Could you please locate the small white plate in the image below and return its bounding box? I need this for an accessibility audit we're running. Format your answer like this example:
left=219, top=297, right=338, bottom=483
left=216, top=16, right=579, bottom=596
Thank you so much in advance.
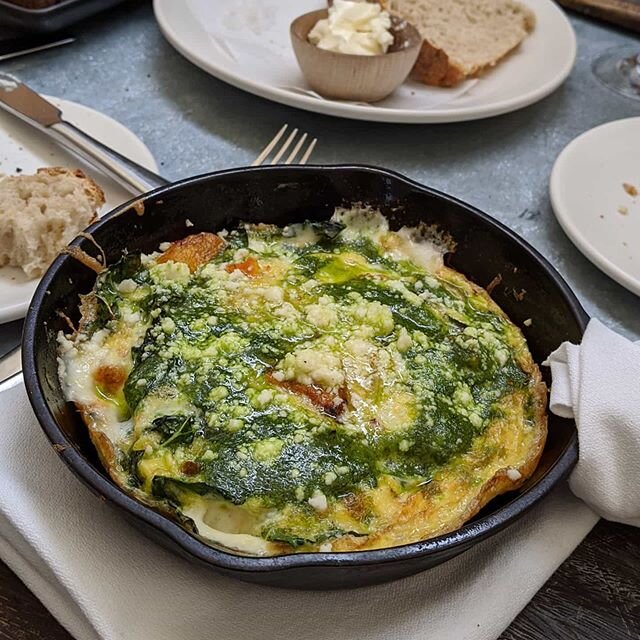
left=550, top=117, right=640, bottom=297
left=154, top=0, right=576, bottom=124
left=0, top=97, right=158, bottom=324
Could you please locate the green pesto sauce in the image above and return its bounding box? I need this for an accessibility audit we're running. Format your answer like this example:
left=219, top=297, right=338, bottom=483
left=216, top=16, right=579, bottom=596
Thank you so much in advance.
left=87, top=220, right=532, bottom=543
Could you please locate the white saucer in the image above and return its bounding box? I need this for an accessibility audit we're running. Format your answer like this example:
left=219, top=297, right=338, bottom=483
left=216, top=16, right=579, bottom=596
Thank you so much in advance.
left=0, top=97, right=158, bottom=324
left=154, top=0, right=576, bottom=124
left=550, top=117, right=640, bottom=297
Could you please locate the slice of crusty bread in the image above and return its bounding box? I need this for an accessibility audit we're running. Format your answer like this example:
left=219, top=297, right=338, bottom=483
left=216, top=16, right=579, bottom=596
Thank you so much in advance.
left=385, top=0, right=536, bottom=87
left=0, top=168, right=105, bottom=279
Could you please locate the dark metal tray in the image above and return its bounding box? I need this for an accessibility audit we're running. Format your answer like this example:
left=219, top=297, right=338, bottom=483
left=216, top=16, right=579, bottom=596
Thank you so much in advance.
left=0, top=0, right=125, bottom=33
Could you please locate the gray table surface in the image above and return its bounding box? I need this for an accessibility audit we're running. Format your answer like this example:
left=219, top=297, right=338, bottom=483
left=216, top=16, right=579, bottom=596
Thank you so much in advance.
left=0, top=1, right=638, bottom=638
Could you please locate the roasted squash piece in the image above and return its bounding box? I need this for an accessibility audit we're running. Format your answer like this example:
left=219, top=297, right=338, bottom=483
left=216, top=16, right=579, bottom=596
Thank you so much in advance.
left=225, top=256, right=261, bottom=277
left=157, top=232, right=225, bottom=272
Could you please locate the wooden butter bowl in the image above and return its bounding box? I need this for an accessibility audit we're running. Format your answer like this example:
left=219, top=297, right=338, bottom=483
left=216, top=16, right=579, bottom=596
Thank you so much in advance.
left=290, top=9, right=422, bottom=103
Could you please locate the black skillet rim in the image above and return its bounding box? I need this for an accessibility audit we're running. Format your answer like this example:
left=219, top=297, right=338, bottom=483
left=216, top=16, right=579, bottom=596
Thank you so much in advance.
left=22, top=164, right=588, bottom=574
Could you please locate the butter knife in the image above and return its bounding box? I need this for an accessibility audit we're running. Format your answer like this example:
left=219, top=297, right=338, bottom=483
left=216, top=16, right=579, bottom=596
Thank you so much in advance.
left=0, top=74, right=168, bottom=195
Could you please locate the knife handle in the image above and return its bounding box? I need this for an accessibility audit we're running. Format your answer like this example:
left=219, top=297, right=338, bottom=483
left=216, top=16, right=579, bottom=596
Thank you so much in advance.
left=50, top=120, right=169, bottom=195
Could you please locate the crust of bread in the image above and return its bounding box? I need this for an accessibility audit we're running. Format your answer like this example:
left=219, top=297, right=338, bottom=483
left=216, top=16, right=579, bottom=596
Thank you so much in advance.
left=411, top=40, right=467, bottom=87
left=37, top=167, right=106, bottom=217
left=410, top=25, right=535, bottom=87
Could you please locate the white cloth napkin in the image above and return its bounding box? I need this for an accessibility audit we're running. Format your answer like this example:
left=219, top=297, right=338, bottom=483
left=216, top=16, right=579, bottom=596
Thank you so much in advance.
left=0, top=381, right=597, bottom=640
left=545, top=318, right=640, bottom=528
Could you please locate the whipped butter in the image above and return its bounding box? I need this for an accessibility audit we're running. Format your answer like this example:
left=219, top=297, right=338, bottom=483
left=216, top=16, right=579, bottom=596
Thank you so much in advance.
left=308, top=0, right=394, bottom=56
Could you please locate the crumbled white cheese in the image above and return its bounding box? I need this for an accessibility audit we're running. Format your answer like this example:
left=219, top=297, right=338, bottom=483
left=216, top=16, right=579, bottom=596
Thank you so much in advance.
left=306, top=304, right=337, bottom=329
left=117, top=278, right=138, bottom=294
left=161, top=317, right=176, bottom=334
left=324, top=471, right=337, bottom=485
left=469, top=413, right=483, bottom=428
left=301, top=279, right=318, bottom=292
left=308, top=490, right=328, bottom=512
left=261, top=286, right=284, bottom=304
left=274, top=302, right=298, bottom=319
left=233, top=248, right=249, bottom=262
left=454, top=384, right=474, bottom=408
left=278, top=349, right=345, bottom=391
left=209, top=386, right=229, bottom=401
left=352, top=300, right=394, bottom=335
left=228, top=268, right=246, bottom=281
left=253, top=438, right=283, bottom=461
left=396, top=327, right=413, bottom=353
left=121, top=308, right=141, bottom=325
left=255, top=389, right=274, bottom=407
left=345, top=337, right=374, bottom=358
left=152, top=261, right=190, bottom=284
left=507, top=468, right=522, bottom=481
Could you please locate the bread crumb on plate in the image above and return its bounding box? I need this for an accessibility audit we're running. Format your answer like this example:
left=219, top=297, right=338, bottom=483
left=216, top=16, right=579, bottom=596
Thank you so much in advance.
left=0, top=167, right=105, bottom=279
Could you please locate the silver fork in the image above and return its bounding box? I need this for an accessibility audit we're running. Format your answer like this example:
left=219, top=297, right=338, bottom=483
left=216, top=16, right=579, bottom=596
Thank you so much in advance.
left=252, top=124, right=318, bottom=166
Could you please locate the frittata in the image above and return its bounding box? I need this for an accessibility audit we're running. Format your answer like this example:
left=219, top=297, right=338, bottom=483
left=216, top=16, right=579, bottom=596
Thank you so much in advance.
left=58, top=208, right=546, bottom=556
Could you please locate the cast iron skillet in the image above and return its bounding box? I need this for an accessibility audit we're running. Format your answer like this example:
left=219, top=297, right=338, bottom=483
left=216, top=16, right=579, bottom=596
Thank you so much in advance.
left=22, top=166, right=587, bottom=590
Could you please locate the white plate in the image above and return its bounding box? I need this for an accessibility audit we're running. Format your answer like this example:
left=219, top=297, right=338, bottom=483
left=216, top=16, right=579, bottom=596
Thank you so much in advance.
left=550, top=118, right=640, bottom=297
left=154, top=0, right=576, bottom=124
left=0, top=97, right=158, bottom=324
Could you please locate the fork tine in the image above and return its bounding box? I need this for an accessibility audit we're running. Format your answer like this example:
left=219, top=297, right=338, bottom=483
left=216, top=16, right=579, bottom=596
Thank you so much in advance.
left=284, top=132, right=308, bottom=165
left=299, top=138, right=317, bottom=165
left=254, top=125, right=317, bottom=166
left=270, top=128, right=298, bottom=165
left=251, top=124, right=288, bottom=166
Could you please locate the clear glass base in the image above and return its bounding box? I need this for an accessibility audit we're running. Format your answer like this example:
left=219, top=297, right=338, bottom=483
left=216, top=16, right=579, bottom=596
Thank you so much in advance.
left=592, top=46, right=640, bottom=100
